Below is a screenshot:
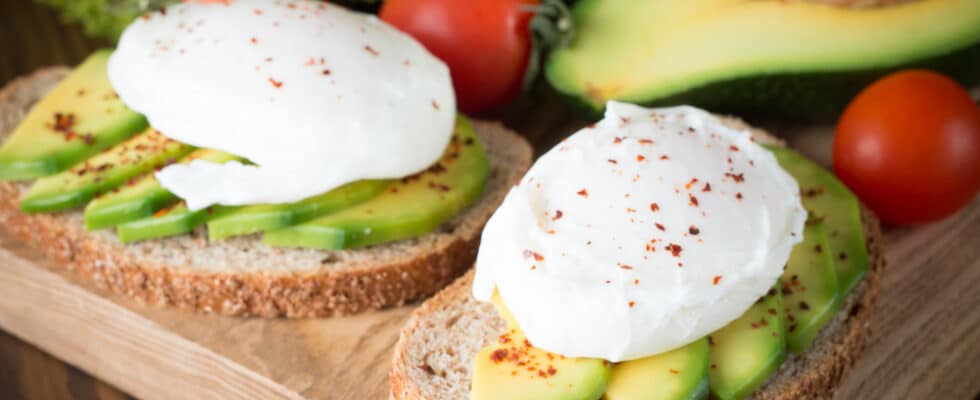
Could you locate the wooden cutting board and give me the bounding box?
[0,115,978,399]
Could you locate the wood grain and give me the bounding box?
[0,0,978,399]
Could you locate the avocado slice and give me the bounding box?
[471,293,611,400]
[116,202,221,243]
[606,338,710,400]
[20,128,194,213]
[769,146,868,296]
[83,149,239,230]
[708,283,787,400]
[546,0,980,118]
[263,117,490,249]
[782,223,842,353]
[0,50,147,180]
[205,179,389,241]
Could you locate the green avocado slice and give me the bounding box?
[606,338,710,400]
[0,50,147,180]
[545,0,980,118]
[708,283,787,400]
[20,128,194,213]
[782,223,842,353]
[769,146,868,296]
[263,116,490,250]
[83,149,239,230]
[205,179,389,241]
[470,292,611,400]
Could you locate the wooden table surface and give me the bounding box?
[1,1,979,399]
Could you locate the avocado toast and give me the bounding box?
[390,115,885,400]
[0,66,532,318]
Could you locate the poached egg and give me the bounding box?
[108,0,455,210]
[473,102,807,362]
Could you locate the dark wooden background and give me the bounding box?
[2,1,979,399]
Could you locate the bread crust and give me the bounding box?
[0,67,534,318]
[389,124,885,400]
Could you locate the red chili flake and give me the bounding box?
[638,138,654,144]
[665,243,683,257]
[547,366,557,376]
[735,192,743,200]
[547,229,556,235]
[530,265,537,270]
[814,244,823,253]
[713,275,722,285]
[268,77,283,88]
[637,154,646,162]
[839,252,848,260]
[613,137,623,144]
[727,157,733,164]
[431,99,440,111]
[702,182,712,192]
[684,178,699,191]
[552,210,563,221]
[789,324,798,333]
[725,172,745,183]
[803,187,825,197]
[253,8,264,15]
[729,145,740,152]
[800,301,810,311]
[577,188,589,197]
[607,159,618,164]
[490,349,509,363]
[655,223,665,232]
[650,202,660,212]
[250,37,258,44]
[364,45,380,56]
[689,225,700,235]
[634,279,640,285]
[522,249,544,261]
[688,194,699,207]
[626,208,637,213]
[618,263,634,270]
[427,181,451,192]
[659,155,669,160]
[628,301,636,308]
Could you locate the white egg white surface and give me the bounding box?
[473,102,807,362]
[108,0,455,210]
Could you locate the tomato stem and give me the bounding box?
[523,0,574,90]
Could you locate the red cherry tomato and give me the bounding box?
[380,0,538,114]
[833,70,980,225]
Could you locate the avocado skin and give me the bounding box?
[645,43,980,120]
[551,43,980,121]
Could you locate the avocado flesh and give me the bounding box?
[783,223,842,353]
[546,0,980,118]
[20,128,193,213]
[263,117,490,250]
[116,202,223,243]
[471,293,611,400]
[605,338,710,400]
[84,149,239,230]
[205,179,389,241]
[0,50,147,180]
[769,146,868,296]
[708,283,787,400]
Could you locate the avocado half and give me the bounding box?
[545,0,980,119]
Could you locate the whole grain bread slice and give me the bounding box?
[390,121,886,400]
[0,67,533,318]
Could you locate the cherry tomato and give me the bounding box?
[833,70,980,225]
[380,0,538,114]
